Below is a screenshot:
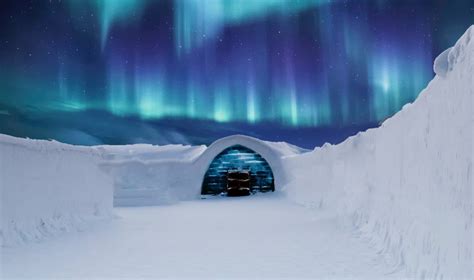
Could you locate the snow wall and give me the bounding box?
[98,144,207,206]
[283,26,473,279]
[101,135,305,206]
[0,135,113,247]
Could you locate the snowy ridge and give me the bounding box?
[0,133,100,155]
[0,135,114,246]
[284,25,473,279]
[434,25,473,77]
[96,143,206,162]
[262,139,310,156]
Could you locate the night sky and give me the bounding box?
[0,0,473,148]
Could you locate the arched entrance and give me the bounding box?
[201,145,275,195]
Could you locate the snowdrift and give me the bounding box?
[283,26,473,278]
[0,135,113,246]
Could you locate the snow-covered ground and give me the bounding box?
[1,194,403,279]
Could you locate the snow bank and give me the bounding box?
[0,134,113,247]
[283,26,473,279]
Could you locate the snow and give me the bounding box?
[1,195,403,279]
[97,143,206,162]
[283,25,473,279]
[0,25,472,280]
[101,134,305,206]
[434,26,473,77]
[433,47,452,77]
[0,134,114,247]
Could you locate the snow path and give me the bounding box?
[2,194,402,279]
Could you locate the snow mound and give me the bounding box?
[263,139,310,156]
[433,48,452,77]
[0,134,113,247]
[284,25,473,279]
[434,25,473,77]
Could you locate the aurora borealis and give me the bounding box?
[0,0,473,147]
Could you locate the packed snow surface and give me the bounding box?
[1,195,403,279]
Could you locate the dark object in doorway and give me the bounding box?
[226,170,251,196]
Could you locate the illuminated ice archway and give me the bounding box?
[201,144,275,194]
[192,135,293,196]
[108,134,305,206]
